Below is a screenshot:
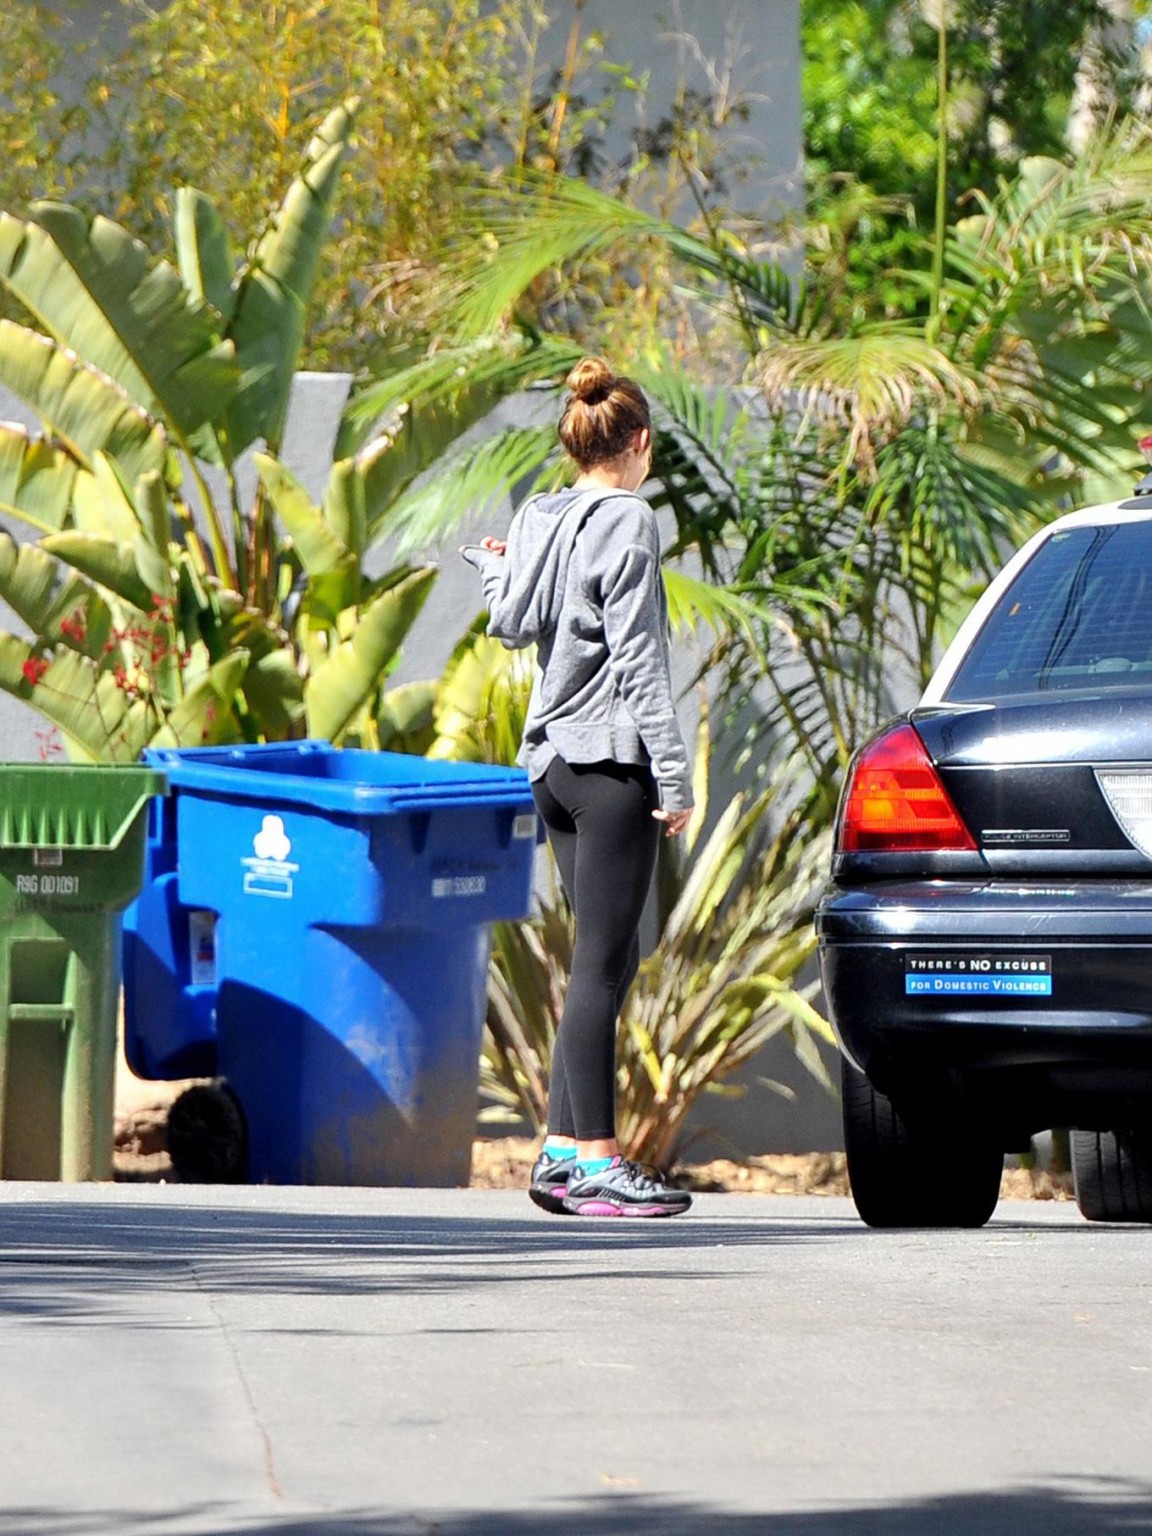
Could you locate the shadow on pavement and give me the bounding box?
[4,1480,1152,1535]
[0,1196,869,1320]
[0,1194,1113,1324]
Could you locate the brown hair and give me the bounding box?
[558,356,652,470]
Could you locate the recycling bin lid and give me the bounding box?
[142,741,533,816]
[0,763,167,850]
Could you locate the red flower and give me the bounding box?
[21,657,48,687]
[58,609,88,643]
[35,726,63,762]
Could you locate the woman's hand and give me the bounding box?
[459,536,507,560]
[653,807,693,837]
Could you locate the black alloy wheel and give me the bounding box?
[841,1057,1003,1229]
[1071,1128,1152,1222]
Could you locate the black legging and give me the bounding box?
[532,756,661,1140]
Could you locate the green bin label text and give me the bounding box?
[16,873,80,896]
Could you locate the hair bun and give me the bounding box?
[565,356,616,405]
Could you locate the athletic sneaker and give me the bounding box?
[528,1149,576,1215]
[562,1156,692,1217]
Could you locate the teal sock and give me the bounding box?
[575,1155,614,1175]
[542,1140,577,1161]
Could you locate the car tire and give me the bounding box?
[1071,1129,1152,1222]
[842,1057,1002,1228]
[166,1078,248,1184]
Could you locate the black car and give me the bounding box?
[817,496,1152,1227]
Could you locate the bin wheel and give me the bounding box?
[166,1079,248,1184]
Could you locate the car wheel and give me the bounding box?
[1071,1129,1152,1222]
[841,1057,1002,1228]
[166,1078,248,1184]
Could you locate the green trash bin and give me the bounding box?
[0,764,165,1181]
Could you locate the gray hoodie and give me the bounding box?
[463,487,692,812]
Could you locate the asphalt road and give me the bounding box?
[1,1184,1150,1536]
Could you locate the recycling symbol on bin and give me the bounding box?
[241,815,299,899]
[253,815,292,862]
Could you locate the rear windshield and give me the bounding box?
[946,521,1152,701]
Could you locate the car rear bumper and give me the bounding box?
[817,881,1152,1135]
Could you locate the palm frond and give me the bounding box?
[374,426,558,554]
[758,331,983,465]
[662,568,768,648]
[444,172,803,344]
[337,333,582,454]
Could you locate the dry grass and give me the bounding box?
[469,1136,1076,1200]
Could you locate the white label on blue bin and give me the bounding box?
[513,813,537,840]
[432,875,487,898]
[241,815,299,899]
[188,910,217,984]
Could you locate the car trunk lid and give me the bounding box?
[914,696,1152,874]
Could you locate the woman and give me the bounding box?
[462,357,694,1218]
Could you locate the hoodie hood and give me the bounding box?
[486,487,619,647]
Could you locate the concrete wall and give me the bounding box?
[534,0,803,227]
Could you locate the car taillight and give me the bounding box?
[839,723,976,852]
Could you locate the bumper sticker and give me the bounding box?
[904,953,1052,997]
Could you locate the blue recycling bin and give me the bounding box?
[122,741,539,1186]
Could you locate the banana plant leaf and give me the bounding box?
[0,632,29,697]
[426,629,533,765]
[0,421,81,533]
[223,100,356,459]
[149,651,250,748]
[129,470,174,600]
[0,207,238,442]
[321,457,366,561]
[41,530,157,614]
[71,457,140,548]
[375,678,438,753]
[304,565,436,742]
[0,637,151,762]
[355,397,546,537]
[174,188,237,327]
[241,646,306,739]
[0,532,112,658]
[337,335,580,540]
[0,322,167,485]
[254,453,358,620]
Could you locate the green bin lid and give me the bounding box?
[0,764,166,851]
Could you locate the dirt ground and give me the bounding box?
[113,1072,1075,1199]
[463,1135,1074,1200]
